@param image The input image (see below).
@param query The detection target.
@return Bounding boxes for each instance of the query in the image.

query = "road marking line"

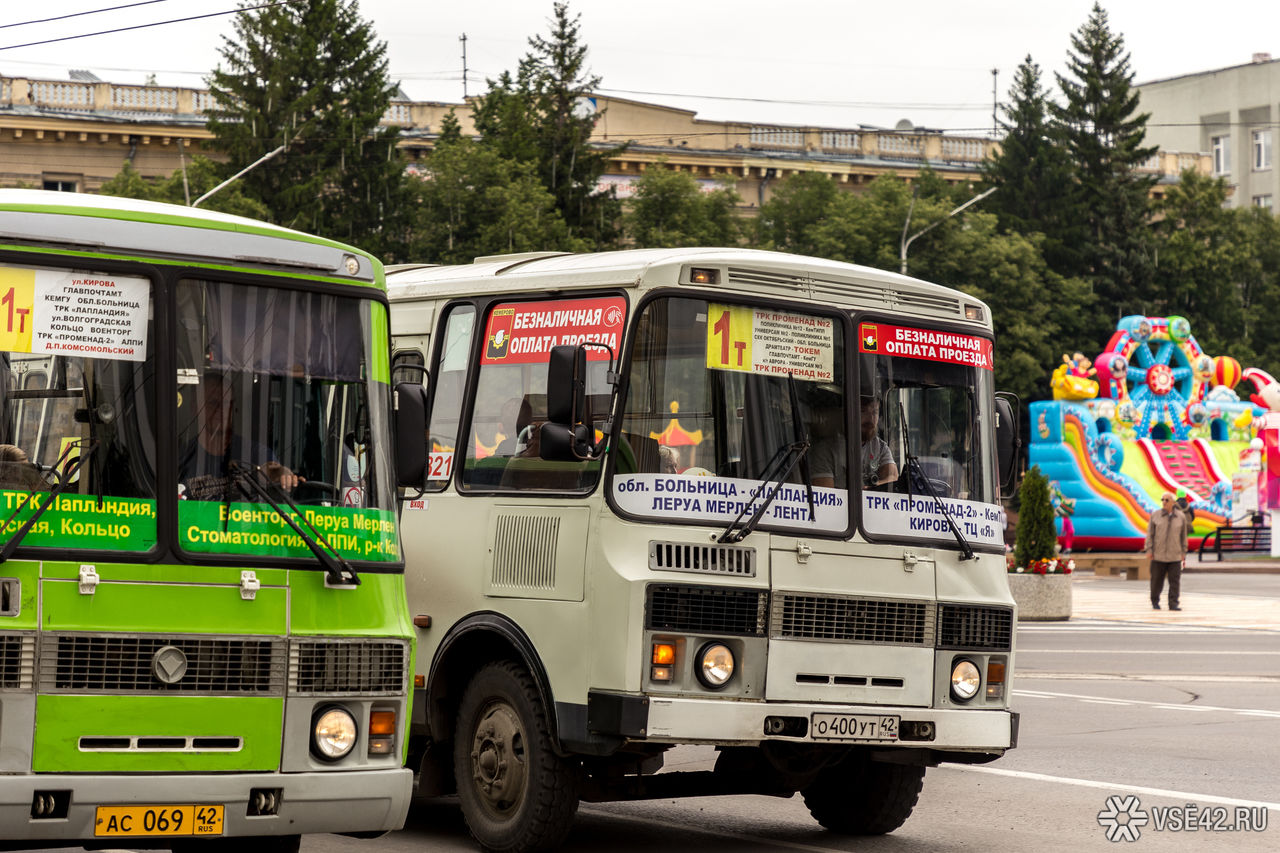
[577,804,846,852]
[1014,688,1280,716]
[1017,649,1280,654]
[1015,672,1280,683]
[955,765,1280,812]
[1078,698,1132,705]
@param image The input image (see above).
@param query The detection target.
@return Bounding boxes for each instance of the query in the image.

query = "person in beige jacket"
[1145,492,1189,610]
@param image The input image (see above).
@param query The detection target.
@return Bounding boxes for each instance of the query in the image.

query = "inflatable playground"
[1028,315,1280,552]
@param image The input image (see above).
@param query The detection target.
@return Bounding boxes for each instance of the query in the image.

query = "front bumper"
[591,691,1015,753]
[0,767,412,842]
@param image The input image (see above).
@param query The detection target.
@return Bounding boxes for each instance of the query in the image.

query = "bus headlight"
[950,660,981,702]
[312,706,358,761]
[697,643,735,689]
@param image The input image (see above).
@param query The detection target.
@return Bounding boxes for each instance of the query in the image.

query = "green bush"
[1014,465,1057,568]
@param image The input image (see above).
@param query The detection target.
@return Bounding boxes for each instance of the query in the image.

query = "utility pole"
[900,186,997,275]
[460,33,469,99]
[991,68,999,138]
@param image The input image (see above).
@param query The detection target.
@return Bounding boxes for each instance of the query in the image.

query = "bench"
[1091,561,1150,581]
[1198,525,1271,561]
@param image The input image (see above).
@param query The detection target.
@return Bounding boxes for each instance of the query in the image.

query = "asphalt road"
[19,572,1280,852]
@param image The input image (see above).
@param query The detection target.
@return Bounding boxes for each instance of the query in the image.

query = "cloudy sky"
[2,1,1276,136]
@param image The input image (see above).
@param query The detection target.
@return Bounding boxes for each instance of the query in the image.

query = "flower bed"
[1007,557,1073,621]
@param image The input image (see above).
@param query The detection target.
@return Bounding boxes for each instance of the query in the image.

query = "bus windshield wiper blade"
[717,439,810,544]
[896,399,973,560]
[720,374,814,544]
[227,461,360,586]
[905,454,975,561]
[0,440,98,564]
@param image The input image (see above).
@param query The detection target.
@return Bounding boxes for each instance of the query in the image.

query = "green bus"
[0,191,412,850]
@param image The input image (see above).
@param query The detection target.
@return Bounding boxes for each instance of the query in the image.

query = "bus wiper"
[228,461,360,586]
[0,440,97,564]
[897,402,974,561]
[719,375,813,544]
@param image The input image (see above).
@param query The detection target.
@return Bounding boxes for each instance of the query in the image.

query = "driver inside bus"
[178,371,299,501]
[859,396,898,489]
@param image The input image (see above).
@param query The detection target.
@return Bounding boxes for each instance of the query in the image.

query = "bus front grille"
[645,584,769,636]
[771,594,935,646]
[289,639,409,696]
[38,634,285,694]
[0,634,35,690]
[936,604,1014,651]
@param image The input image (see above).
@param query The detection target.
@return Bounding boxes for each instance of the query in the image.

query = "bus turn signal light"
[368,710,396,755]
[986,660,1006,700]
[652,643,676,665]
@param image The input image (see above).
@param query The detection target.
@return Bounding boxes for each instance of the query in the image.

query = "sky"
[2,0,1277,138]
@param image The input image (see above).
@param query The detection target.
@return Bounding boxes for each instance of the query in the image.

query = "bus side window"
[460,297,616,494]
[425,305,476,489]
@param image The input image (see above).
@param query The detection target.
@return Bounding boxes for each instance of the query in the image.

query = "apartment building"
[0,72,1209,209]
[1138,53,1280,210]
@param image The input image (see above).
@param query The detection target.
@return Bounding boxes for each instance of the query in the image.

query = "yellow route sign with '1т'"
[706,303,834,382]
[0,267,35,354]
[0,266,149,362]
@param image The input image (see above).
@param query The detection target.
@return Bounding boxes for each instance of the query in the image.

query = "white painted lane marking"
[1015,672,1280,683]
[1015,688,1280,716]
[955,765,1280,812]
[1017,649,1280,654]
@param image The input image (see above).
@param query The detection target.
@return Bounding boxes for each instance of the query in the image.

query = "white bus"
[389,249,1019,852]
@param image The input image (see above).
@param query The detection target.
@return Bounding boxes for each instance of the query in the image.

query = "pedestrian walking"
[1146,491,1189,610]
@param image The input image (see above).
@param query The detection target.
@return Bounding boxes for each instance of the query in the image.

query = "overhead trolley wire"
[0,2,286,52]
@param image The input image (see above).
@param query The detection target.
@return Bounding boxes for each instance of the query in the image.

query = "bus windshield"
[857,319,1003,550]
[612,295,849,537]
[176,279,397,563]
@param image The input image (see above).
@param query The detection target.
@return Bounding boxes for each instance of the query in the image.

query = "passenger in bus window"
[178,372,299,501]
[0,443,47,491]
[809,387,846,489]
[493,397,531,457]
[859,397,898,489]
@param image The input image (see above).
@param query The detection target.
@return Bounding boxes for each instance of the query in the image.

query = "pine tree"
[983,56,1075,267]
[1014,466,1057,567]
[1052,3,1158,340]
[206,0,413,258]
[472,3,625,248]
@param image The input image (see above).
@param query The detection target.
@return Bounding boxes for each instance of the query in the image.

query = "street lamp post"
[899,185,998,276]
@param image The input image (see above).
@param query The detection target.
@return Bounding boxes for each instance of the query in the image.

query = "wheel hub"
[469,703,527,811]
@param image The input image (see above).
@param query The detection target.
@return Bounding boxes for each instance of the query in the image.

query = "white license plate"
[811,713,900,741]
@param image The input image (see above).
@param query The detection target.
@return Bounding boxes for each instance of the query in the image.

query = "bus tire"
[453,660,579,853]
[802,758,924,835]
[170,835,299,853]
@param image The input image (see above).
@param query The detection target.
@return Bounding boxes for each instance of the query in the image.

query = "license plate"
[94,804,224,837]
[811,713,900,741]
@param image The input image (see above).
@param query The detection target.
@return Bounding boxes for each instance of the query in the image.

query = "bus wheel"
[802,757,924,835]
[453,660,579,853]
[170,835,300,853]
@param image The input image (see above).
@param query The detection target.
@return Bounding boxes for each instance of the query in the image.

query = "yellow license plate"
[94,804,224,837]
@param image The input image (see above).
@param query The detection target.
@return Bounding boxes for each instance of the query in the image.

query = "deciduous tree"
[625,164,741,247]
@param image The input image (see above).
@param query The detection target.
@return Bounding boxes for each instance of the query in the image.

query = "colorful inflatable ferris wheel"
[1096,315,1214,440]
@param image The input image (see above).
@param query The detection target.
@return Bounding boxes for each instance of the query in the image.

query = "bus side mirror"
[995,392,1021,494]
[394,381,430,488]
[546,345,586,426]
